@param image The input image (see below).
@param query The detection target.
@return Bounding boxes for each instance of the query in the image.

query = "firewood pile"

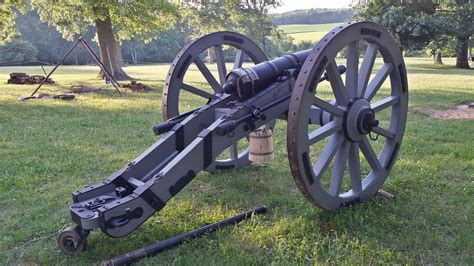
[7,73,54,85]
[122,81,152,92]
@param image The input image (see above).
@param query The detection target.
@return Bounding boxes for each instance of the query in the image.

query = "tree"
[31,0,179,79]
[0,0,26,45]
[354,0,473,69]
[179,0,282,58]
[179,0,229,40]
[448,0,473,68]
[353,1,445,52]
[227,0,281,54]
[15,11,99,65]
[122,28,186,64]
[0,39,38,64]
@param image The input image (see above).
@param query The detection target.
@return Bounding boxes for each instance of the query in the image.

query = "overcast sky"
[270,0,353,13]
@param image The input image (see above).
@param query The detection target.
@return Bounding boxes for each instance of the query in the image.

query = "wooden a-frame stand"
[29,36,124,97]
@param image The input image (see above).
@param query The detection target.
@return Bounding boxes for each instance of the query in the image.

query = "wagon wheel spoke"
[308,106,322,124]
[326,59,349,105]
[233,49,245,70]
[308,120,342,145]
[329,140,350,196]
[372,126,396,139]
[313,96,345,117]
[214,45,227,85]
[358,43,379,98]
[194,58,222,93]
[182,83,216,100]
[348,142,362,193]
[359,136,382,172]
[345,40,359,99]
[313,133,345,180]
[365,63,393,101]
[230,143,239,160]
[371,96,400,113]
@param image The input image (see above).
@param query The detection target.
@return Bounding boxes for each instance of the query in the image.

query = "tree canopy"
[31,0,178,42]
[0,0,26,45]
[27,0,179,79]
[354,0,473,68]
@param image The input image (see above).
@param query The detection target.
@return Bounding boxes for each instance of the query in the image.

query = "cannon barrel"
[223,49,312,101]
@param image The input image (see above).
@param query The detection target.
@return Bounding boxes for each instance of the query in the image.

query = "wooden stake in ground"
[376,189,395,200]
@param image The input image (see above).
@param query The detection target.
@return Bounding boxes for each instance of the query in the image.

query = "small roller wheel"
[58,226,88,255]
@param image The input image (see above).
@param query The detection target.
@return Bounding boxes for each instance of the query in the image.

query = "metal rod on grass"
[101,206,268,266]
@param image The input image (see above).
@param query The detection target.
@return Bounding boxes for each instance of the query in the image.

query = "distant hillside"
[278,23,344,44]
[272,8,354,25]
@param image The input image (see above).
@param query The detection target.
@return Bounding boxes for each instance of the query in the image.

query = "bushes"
[0,39,38,64]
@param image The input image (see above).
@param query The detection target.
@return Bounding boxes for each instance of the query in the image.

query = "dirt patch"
[122,81,152,92]
[417,104,474,120]
[69,85,102,94]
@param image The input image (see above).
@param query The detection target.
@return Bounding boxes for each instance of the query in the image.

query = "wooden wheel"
[163,32,268,170]
[287,22,408,210]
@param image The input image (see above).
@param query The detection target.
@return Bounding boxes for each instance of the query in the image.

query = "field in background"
[279,23,343,43]
[0,58,473,264]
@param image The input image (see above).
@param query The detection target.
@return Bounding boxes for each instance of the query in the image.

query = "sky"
[270,0,353,14]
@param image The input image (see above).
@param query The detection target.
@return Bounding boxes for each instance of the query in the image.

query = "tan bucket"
[249,127,274,163]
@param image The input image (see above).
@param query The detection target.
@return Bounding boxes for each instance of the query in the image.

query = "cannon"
[58,22,408,254]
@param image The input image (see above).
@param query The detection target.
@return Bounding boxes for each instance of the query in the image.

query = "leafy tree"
[447,0,473,68]
[0,0,26,45]
[179,0,282,58]
[265,28,296,58]
[14,11,99,65]
[180,0,282,51]
[0,39,38,64]
[227,0,281,54]
[179,0,229,40]
[354,1,445,52]
[122,28,186,64]
[355,0,473,68]
[30,0,179,79]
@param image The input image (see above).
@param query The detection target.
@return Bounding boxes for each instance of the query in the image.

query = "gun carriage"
[58,22,408,254]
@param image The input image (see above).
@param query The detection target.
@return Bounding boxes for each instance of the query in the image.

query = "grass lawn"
[0,57,473,264]
[279,23,343,44]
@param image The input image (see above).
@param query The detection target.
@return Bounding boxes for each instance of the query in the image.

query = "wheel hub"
[344,99,378,142]
[357,108,379,135]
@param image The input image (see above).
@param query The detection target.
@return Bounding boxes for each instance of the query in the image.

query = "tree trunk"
[95,15,130,80]
[455,36,470,69]
[434,50,443,65]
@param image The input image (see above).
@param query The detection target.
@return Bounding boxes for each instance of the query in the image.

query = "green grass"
[279,23,343,44]
[0,57,473,264]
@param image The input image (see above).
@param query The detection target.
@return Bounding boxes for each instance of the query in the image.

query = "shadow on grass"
[408,64,473,76]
